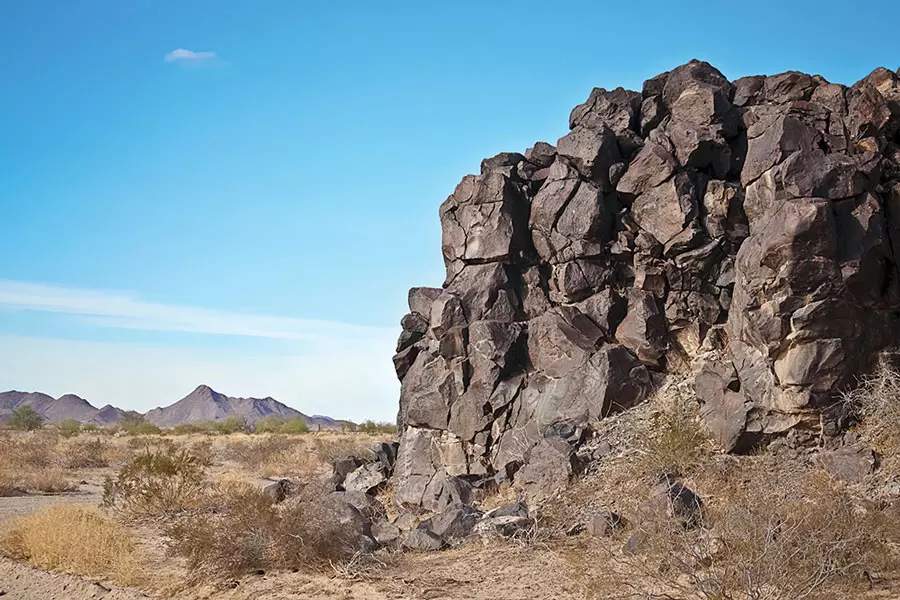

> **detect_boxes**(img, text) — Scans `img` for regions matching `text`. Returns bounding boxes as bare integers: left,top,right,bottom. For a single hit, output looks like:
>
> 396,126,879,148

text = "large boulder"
390,60,900,509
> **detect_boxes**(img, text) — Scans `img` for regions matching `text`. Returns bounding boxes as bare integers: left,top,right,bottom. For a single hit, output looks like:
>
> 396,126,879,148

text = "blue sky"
1,0,898,420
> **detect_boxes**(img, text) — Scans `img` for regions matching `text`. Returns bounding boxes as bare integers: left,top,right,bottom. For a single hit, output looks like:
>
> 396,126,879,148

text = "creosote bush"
255,416,310,435
63,437,111,469
103,444,205,519
166,482,364,578
55,419,82,438
8,405,44,431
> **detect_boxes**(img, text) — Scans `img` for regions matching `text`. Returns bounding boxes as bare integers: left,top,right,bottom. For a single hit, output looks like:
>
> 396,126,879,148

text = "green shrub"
55,419,82,438
9,406,44,431
350,420,398,435
125,422,161,436
255,416,310,435
171,423,203,435
213,416,247,435
103,445,205,519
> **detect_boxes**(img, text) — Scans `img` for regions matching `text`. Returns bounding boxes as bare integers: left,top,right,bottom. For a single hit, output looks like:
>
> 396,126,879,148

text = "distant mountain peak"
0,385,349,430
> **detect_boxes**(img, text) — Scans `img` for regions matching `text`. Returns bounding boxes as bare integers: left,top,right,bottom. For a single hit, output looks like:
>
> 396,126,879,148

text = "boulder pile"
392,60,900,507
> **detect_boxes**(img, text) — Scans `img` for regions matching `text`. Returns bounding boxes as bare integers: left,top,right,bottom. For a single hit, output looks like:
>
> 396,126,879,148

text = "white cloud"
0,280,394,347
164,48,218,64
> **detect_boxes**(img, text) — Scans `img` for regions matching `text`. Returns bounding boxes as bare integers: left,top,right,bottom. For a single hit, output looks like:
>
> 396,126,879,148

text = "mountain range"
0,385,350,430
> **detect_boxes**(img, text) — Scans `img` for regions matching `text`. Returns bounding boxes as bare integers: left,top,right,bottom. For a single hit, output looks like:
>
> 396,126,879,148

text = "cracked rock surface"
392,61,900,506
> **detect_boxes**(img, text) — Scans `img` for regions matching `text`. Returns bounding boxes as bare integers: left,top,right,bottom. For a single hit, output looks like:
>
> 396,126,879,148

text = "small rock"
402,528,446,551
371,521,401,545
818,445,877,483
646,475,704,528
623,531,648,554
372,441,400,474
586,511,626,537
331,455,363,490
421,505,482,541
485,500,528,519
393,510,421,532
261,479,290,503
343,463,388,494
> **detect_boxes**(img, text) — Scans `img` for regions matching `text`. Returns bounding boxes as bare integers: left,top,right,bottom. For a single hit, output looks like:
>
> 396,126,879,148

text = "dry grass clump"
561,376,900,600
167,482,366,579
577,467,900,600
62,437,112,469
218,433,380,478
844,354,900,470
1,504,138,581
0,433,58,470
103,444,206,519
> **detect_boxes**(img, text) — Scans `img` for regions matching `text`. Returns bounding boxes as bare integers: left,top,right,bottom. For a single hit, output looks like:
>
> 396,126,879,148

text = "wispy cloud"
0,281,402,419
0,335,399,421
164,48,218,64
0,280,394,347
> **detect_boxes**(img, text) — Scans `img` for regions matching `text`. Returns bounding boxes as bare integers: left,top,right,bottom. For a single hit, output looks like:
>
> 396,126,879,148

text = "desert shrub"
187,439,215,467
0,434,57,469
221,435,299,471
9,406,44,431
1,504,137,580
214,416,248,434
576,470,900,600
171,423,203,435
167,483,363,578
63,437,110,469
845,354,900,449
55,419,82,438
351,420,398,435
23,469,77,494
638,407,710,477
255,416,310,435
118,413,161,436
125,422,162,436
309,436,376,464
103,445,205,519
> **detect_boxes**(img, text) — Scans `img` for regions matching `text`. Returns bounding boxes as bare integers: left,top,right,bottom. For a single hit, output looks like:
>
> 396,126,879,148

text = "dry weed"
103,444,206,519
0,504,138,582
167,481,367,579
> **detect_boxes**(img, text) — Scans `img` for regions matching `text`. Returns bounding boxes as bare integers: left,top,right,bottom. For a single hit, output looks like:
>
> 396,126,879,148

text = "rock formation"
392,61,900,508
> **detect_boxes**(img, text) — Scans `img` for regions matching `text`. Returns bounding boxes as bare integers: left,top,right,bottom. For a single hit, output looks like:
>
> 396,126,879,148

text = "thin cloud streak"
164,48,217,63
0,280,395,345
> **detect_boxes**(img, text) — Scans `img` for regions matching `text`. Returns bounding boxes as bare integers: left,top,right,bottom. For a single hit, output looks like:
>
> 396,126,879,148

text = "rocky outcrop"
393,61,900,506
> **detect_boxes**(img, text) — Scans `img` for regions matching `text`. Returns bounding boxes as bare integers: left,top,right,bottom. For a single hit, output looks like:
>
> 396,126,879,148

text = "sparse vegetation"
119,413,162,436
350,420,398,435
9,405,44,431
55,419,82,438
103,444,206,519
1,504,137,581
62,437,111,469
255,415,310,434
167,482,363,578
576,467,900,600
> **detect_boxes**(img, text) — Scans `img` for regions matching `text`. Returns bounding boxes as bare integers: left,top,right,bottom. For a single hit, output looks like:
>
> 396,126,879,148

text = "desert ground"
2,378,900,600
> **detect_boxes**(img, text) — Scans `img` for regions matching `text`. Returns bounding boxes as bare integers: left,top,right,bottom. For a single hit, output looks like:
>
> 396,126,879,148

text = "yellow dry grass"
1,504,138,582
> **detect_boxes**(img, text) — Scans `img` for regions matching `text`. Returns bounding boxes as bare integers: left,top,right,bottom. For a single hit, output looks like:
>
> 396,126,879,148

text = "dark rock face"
393,60,900,505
